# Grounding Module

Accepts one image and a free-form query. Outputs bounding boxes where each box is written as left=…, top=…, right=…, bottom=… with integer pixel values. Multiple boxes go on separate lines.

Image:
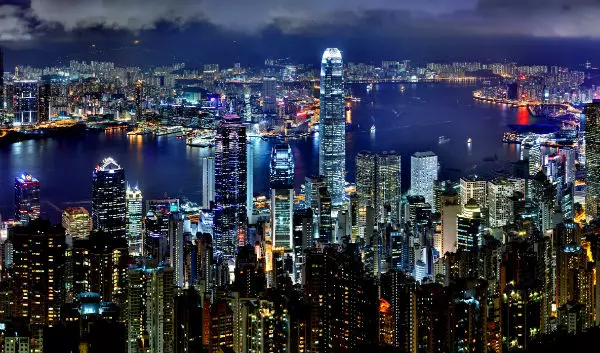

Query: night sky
left=2, top=0, right=600, bottom=67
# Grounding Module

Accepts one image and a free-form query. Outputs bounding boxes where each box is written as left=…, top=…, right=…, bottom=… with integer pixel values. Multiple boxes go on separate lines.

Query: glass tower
left=270, top=143, right=295, bottom=249
left=377, top=151, right=401, bottom=224
left=126, top=184, right=143, bottom=256
left=13, top=80, right=38, bottom=126
left=586, top=102, right=600, bottom=220
left=92, top=157, right=126, bottom=238
left=14, top=172, right=41, bottom=224
left=319, top=48, right=346, bottom=206
left=410, top=151, right=438, bottom=212
left=214, top=115, right=247, bottom=258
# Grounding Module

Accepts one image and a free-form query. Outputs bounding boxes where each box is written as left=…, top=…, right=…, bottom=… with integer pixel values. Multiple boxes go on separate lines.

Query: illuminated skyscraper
left=201, top=156, right=215, bottom=209
left=134, top=80, right=143, bottom=123
left=585, top=101, right=600, bottom=220
left=262, top=68, right=278, bottom=116
left=126, top=185, right=143, bottom=255
left=355, top=151, right=376, bottom=208
left=457, top=200, right=483, bottom=251
left=319, top=48, right=346, bottom=206
left=14, top=172, right=40, bottom=225
left=214, top=115, right=247, bottom=258
left=410, top=151, right=438, bottom=212
left=270, top=143, right=295, bottom=249
left=459, top=175, right=487, bottom=211
left=487, top=178, right=525, bottom=228
left=13, top=80, right=38, bottom=126
left=62, top=206, right=91, bottom=239
left=92, top=157, right=126, bottom=238
left=376, top=151, right=401, bottom=224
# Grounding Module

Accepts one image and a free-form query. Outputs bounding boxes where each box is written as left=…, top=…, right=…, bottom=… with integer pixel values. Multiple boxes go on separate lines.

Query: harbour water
left=0, top=83, right=554, bottom=223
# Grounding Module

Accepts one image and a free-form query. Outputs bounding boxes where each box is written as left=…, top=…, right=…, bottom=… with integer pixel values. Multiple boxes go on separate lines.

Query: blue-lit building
left=14, top=172, right=41, bottom=224
left=456, top=199, right=483, bottom=252
left=13, top=80, right=38, bottom=126
left=319, top=48, right=346, bottom=206
left=270, top=143, right=295, bottom=249
left=214, top=115, right=247, bottom=258
left=92, top=157, right=126, bottom=238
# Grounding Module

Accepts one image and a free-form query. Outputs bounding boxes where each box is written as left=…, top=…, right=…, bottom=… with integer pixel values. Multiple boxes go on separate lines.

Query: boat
left=366, top=83, right=373, bottom=92
left=186, top=131, right=215, bottom=147
left=370, top=124, right=376, bottom=134
left=467, top=137, right=472, bottom=144
left=438, top=136, right=450, bottom=144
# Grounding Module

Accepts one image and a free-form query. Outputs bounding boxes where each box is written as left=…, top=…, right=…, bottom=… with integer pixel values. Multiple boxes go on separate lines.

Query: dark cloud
left=1, top=0, right=600, bottom=44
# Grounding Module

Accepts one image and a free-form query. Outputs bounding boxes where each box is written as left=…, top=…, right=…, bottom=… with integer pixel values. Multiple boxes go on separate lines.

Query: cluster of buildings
left=3, top=47, right=600, bottom=353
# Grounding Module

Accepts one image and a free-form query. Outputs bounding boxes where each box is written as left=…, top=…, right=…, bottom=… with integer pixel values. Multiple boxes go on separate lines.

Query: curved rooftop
left=96, top=157, right=122, bottom=172
left=322, top=48, right=342, bottom=62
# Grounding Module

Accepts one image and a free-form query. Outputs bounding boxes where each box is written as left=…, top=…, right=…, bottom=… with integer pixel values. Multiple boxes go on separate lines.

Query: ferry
left=467, top=137, right=472, bottom=144
left=366, top=83, right=373, bottom=93
left=370, top=124, right=376, bottom=134
left=438, top=136, right=450, bottom=144
left=186, top=131, right=215, bottom=147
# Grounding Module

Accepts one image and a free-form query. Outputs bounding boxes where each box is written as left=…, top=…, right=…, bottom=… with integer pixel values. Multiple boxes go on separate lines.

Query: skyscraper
left=270, top=143, right=295, bottom=249
left=134, top=80, right=143, bottom=123
left=585, top=102, right=600, bottom=220
left=13, top=80, right=38, bottom=126
left=355, top=151, right=376, bottom=208
left=262, top=68, right=278, bottom=116
left=319, top=48, right=346, bottom=206
left=92, top=157, right=126, bottom=238
left=214, top=115, right=247, bottom=258
left=457, top=200, right=483, bottom=251
left=126, top=184, right=143, bottom=255
left=376, top=151, right=401, bottom=224
left=201, top=156, right=215, bottom=209
left=410, top=151, right=438, bottom=212
left=459, top=175, right=487, bottom=211
left=14, top=172, right=41, bottom=225
left=62, top=206, right=91, bottom=239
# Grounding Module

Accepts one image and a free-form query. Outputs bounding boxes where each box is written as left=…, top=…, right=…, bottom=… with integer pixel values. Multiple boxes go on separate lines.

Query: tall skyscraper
left=457, top=200, right=483, bottom=251
left=13, top=80, right=38, bottom=126
left=62, top=206, right=91, bottom=239
left=262, top=68, right=278, bottom=116
left=126, top=184, right=143, bottom=255
left=201, top=156, right=215, bottom=209
left=214, top=115, right=247, bottom=258
left=134, top=80, right=143, bottom=123
left=459, top=176, right=487, bottom=210
left=586, top=102, right=600, bottom=220
left=355, top=151, right=376, bottom=207
left=247, top=140, right=254, bottom=222
left=14, top=172, right=40, bottom=225
left=377, top=151, right=401, bottom=224
left=92, top=157, right=126, bottom=238
left=410, top=151, right=438, bottom=212
left=319, top=48, right=346, bottom=206
left=270, top=143, right=295, bottom=249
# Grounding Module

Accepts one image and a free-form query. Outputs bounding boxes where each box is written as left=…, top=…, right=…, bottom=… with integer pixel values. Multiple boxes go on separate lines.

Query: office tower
left=169, top=213, right=185, bottom=288
left=194, top=233, right=213, bottom=292
left=305, top=175, right=327, bottom=211
left=11, top=220, right=65, bottom=333
left=410, top=151, right=438, bottom=212
left=262, top=68, right=278, bottom=116
left=37, top=82, right=51, bottom=123
left=126, top=185, right=143, bottom=255
left=317, top=187, right=333, bottom=243
left=243, top=86, right=252, bottom=122
left=270, top=143, right=295, bottom=249
left=293, top=209, right=313, bottom=283
left=487, top=178, right=525, bottom=228
left=355, top=151, right=376, bottom=207
left=62, top=206, right=91, bottom=239
left=459, top=175, right=487, bottom=210
left=13, top=80, right=38, bottom=126
left=457, top=199, right=483, bottom=251
left=586, top=101, right=600, bottom=220
left=440, top=193, right=460, bottom=255
left=92, top=157, right=126, bottom=238
left=134, top=80, right=143, bottom=123
left=14, top=172, right=40, bottom=224
left=215, top=115, right=247, bottom=257
left=377, top=151, right=401, bottom=224
left=319, top=48, right=346, bottom=206
left=201, top=156, right=215, bottom=209
left=144, top=198, right=179, bottom=266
